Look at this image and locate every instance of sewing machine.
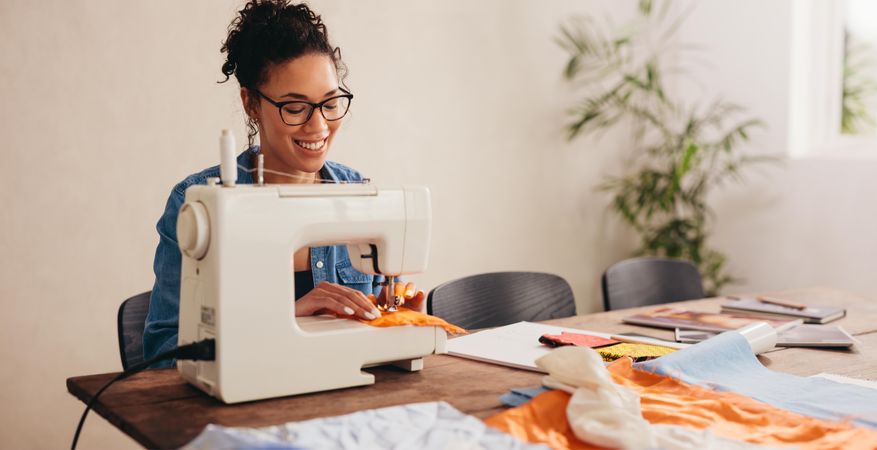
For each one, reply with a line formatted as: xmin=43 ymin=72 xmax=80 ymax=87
xmin=174 ymin=142 xmax=444 ymax=403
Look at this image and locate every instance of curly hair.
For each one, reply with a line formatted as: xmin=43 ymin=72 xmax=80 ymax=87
xmin=220 ymin=0 xmax=348 ymax=147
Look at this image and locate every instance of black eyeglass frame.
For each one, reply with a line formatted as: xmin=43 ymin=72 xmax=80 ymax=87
xmin=251 ymin=87 xmax=354 ymax=126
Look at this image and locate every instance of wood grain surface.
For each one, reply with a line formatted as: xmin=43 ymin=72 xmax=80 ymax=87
xmin=67 ymin=287 xmax=876 ymax=449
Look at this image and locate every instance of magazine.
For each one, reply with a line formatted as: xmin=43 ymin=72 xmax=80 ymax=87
xmin=622 ymin=307 xmax=802 ymax=333
xmin=721 ymin=297 xmax=845 ymax=324
xmin=676 ymin=324 xmax=857 ymax=348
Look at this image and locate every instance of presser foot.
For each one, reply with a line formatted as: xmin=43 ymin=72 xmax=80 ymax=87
xmin=386 ymin=295 xmax=403 ymax=312
xmin=377 ymin=276 xmax=404 ymax=312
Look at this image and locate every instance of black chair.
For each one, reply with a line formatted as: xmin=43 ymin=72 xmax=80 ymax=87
xmin=117 ymin=291 xmax=151 ymax=371
xmin=427 ymin=271 xmax=576 ymax=330
xmin=601 ymin=257 xmax=705 ymax=311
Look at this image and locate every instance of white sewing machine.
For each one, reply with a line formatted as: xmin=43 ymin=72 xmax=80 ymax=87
xmin=174 ymin=136 xmax=445 ymax=404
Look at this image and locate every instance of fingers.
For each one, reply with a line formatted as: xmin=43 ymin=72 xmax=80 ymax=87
xmin=393 ymin=282 xmax=407 ymax=299
xmin=296 ymin=282 xmax=382 ymax=320
xmin=403 ymin=282 xmax=416 ymax=299
xmin=390 ymin=282 xmax=421 ymax=310
xmin=295 ymin=282 xmax=427 ymax=320
xmin=387 ymin=282 xmax=415 ymax=301
xmin=407 ymin=290 xmax=426 ymax=312
xmin=322 ymin=282 xmax=382 ymax=319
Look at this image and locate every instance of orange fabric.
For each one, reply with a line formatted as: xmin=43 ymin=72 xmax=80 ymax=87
xmin=485 ymin=390 xmax=602 ymax=450
xmin=358 ymin=307 xmax=467 ymax=335
xmin=485 ymin=358 xmax=877 ymax=449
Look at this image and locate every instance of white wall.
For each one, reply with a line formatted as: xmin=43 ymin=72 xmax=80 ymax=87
xmin=1 ymin=1 xmax=873 ymax=449
xmin=671 ymin=0 xmax=877 ymax=299
xmin=0 ymin=1 xmax=632 ymax=448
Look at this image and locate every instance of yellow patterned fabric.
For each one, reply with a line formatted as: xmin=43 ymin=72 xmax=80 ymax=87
xmin=596 ymin=343 xmax=676 ymax=362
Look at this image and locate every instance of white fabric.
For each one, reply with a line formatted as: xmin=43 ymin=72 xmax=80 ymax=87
xmin=536 ymin=346 xmax=770 ymax=450
xmin=182 ymin=401 xmax=548 ymax=450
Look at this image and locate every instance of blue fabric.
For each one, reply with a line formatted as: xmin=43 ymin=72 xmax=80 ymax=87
xmin=636 ymin=331 xmax=877 ymax=429
xmin=499 ymin=386 xmax=552 ymax=407
xmin=182 ymin=402 xmax=546 ymax=450
xmin=143 ymin=146 xmax=384 ymax=368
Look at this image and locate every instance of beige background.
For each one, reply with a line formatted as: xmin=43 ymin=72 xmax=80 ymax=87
xmin=0 ymin=1 xmax=873 ymax=448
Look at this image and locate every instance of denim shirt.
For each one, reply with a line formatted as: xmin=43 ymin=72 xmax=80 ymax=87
xmin=143 ymin=146 xmax=383 ymax=368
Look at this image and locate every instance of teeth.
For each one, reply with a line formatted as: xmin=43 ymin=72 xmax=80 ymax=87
xmin=295 ymin=139 xmax=325 ymax=151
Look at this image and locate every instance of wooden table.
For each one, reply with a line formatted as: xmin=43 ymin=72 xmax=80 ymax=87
xmin=68 ymin=287 xmax=877 ymax=449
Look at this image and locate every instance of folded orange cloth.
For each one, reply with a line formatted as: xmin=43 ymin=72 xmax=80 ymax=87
xmin=485 ymin=358 xmax=877 ymax=449
xmin=358 ymin=307 xmax=467 ymax=335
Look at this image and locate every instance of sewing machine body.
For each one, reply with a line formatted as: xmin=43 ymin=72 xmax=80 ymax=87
xmin=176 ymin=183 xmax=445 ymax=404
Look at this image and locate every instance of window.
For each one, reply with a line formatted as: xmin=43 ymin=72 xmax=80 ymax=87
xmin=788 ymin=0 xmax=877 ymax=157
xmin=841 ymin=0 xmax=877 ymax=137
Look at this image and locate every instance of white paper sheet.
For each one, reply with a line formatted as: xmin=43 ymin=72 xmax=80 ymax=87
xmin=445 ymin=321 xmax=613 ymax=372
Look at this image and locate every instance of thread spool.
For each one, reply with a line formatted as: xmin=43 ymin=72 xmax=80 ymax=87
xmin=220 ymin=129 xmax=237 ymax=187
xmin=257 ymin=153 xmax=264 ymax=185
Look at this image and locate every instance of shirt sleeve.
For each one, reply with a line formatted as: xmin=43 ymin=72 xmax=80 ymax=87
xmin=142 ymin=186 xmax=187 ymax=368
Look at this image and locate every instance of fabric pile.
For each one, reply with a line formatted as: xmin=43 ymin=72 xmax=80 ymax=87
xmin=538 ymin=330 xmax=677 ymax=362
xmin=637 ymin=331 xmax=877 ymax=428
xmin=485 ymin=332 xmax=877 ymax=449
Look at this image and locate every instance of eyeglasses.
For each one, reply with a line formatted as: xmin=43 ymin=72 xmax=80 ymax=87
xmin=251 ymin=88 xmax=353 ymax=126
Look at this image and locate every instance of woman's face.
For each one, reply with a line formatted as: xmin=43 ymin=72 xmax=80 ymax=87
xmin=248 ymin=54 xmax=344 ymax=178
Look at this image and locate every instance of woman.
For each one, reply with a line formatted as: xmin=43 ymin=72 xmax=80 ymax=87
xmin=143 ymin=0 xmax=423 ymax=367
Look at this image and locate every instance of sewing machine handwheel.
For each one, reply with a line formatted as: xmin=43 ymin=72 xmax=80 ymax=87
xmin=177 ymin=201 xmax=210 ymax=260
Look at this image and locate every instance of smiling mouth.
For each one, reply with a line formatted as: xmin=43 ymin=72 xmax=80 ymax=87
xmin=294 ymin=138 xmax=327 ymax=151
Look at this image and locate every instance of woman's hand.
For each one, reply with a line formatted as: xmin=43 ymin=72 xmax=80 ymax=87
xmin=374 ymin=281 xmax=426 ymax=312
xmin=296 ymin=281 xmax=383 ymax=320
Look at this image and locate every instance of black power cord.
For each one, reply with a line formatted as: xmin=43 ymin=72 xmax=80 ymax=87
xmin=70 ymin=339 xmax=216 ymax=450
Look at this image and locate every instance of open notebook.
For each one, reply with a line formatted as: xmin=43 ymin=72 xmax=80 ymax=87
xmin=445 ymin=321 xmax=614 ymax=372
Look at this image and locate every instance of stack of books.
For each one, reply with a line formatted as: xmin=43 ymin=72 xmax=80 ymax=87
xmin=622 ymin=307 xmax=803 ymax=333
xmin=721 ymin=296 xmax=846 ymax=324
xmin=622 ymin=296 xmax=854 ymax=348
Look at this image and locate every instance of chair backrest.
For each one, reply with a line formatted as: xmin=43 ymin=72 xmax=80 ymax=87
xmin=117 ymin=291 xmax=151 ymax=371
xmin=427 ymin=271 xmax=576 ymax=330
xmin=601 ymin=257 xmax=705 ymax=311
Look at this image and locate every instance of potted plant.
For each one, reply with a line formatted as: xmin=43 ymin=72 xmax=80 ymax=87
xmin=558 ymin=1 xmax=772 ymax=295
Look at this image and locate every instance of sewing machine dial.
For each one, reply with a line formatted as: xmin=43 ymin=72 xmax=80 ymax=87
xmin=177 ymin=201 xmax=210 ymax=260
